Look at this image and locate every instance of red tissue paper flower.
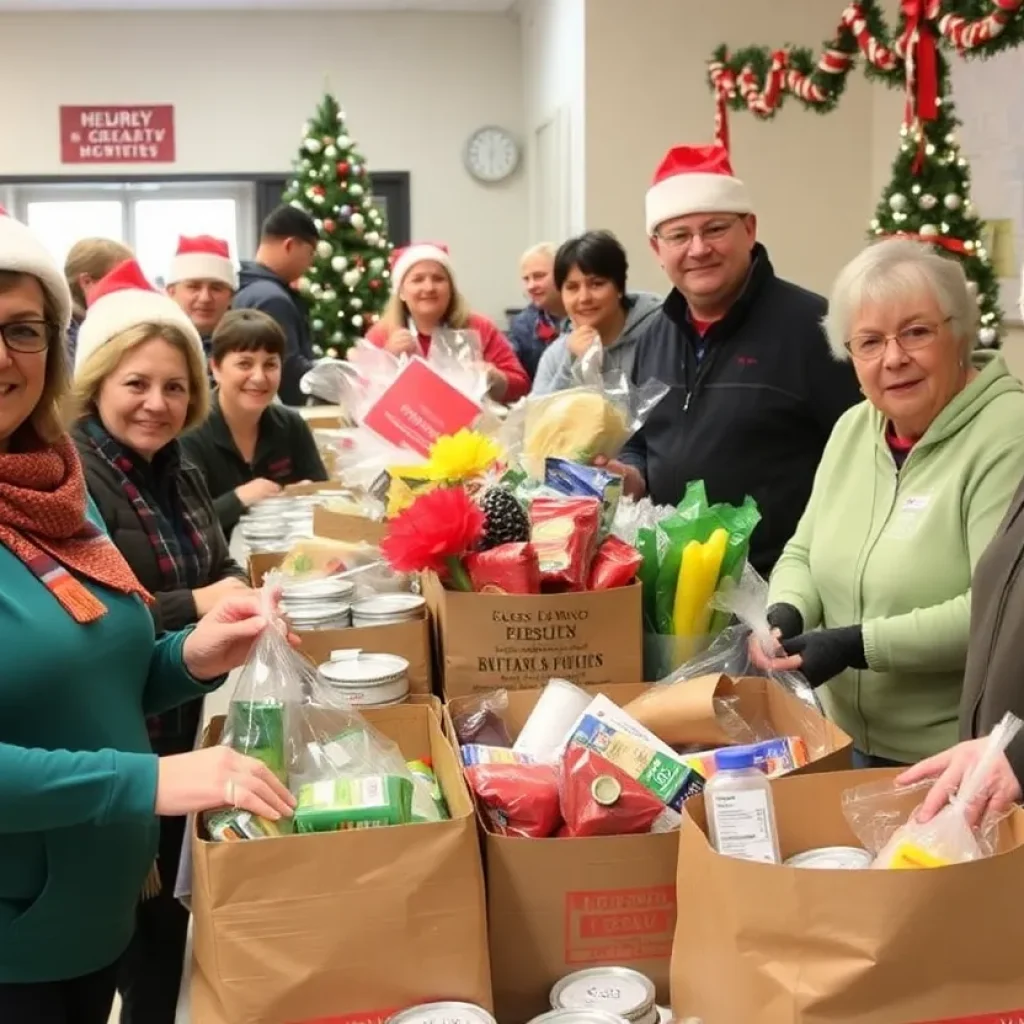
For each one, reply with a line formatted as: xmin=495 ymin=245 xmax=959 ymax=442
xmin=380 ymin=486 xmax=484 ymax=591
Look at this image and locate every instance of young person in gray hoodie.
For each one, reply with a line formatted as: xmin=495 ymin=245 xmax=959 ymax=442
xmin=532 ymin=230 xmax=662 ymax=395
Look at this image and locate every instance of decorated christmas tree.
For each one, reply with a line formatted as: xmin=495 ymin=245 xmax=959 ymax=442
xmin=283 ymin=93 xmax=392 ymax=357
xmin=869 ymin=56 xmax=1000 ymax=346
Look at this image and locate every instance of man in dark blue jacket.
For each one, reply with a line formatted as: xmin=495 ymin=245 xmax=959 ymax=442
xmin=233 ymin=205 xmax=318 ymax=406
xmin=608 ymin=144 xmax=861 ymax=576
xmin=508 ymin=242 xmax=567 ymax=382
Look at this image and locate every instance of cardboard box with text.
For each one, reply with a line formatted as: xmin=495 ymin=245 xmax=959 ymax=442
xmin=427 ymin=574 xmax=643 ymax=699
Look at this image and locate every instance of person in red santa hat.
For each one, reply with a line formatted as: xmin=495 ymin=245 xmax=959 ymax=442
xmin=605 ymin=143 xmax=861 ymax=577
xmin=165 ymin=234 xmax=237 ymax=351
xmin=364 ymin=242 xmax=530 ymax=402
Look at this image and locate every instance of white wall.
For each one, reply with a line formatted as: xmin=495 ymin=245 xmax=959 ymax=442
xmin=581 ymin=0 xmax=875 ymax=300
xmin=519 ymin=0 xmax=585 ymax=241
xmin=0 ymin=10 xmax=528 ymax=321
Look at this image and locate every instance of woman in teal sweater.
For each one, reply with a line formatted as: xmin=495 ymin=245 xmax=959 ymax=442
xmin=0 ymin=211 xmax=294 ymax=1022
xmin=755 ymin=239 xmax=1024 ymax=768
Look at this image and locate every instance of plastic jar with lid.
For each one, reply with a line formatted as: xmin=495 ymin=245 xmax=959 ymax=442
xmin=703 ymin=745 xmax=781 ymax=865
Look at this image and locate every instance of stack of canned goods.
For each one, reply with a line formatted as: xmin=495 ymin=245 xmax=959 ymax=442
xmin=351 ymin=593 xmax=426 ymax=628
xmin=280 ymin=574 xmax=357 ymax=631
xmin=316 ymin=650 xmax=411 ymax=708
xmin=548 ymin=968 xmax=659 ymax=1024
xmin=238 ymin=490 xmax=355 ymax=553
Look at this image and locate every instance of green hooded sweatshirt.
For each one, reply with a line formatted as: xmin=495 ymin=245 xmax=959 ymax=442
xmin=768 ymin=352 xmax=1024 ymax=763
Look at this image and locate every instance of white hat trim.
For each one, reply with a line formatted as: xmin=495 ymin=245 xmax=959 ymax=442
xmin=0 ymin=219 xmax=73 ymax=328
xmin=645 ymin=172 xmax=753 ymax=236
xmin=75 ymin=290 xmax=204 ymax=373
xmin=167 ymin=252 xmax=237 ymax=289
xmin=392 ymin=244 xmax=452 ymax=291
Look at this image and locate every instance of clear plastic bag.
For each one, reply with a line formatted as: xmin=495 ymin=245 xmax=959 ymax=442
xmin=499 ymin=339 xmax=669 ymax=478
xmin=649 ymin=567 xmax=828 ymax=760
xmin=450 ymin=690 xmax=513 ymax=748
xmin=427 ymin=329 xmax=489 ymax=403
xmin=216 ymin=573 xmax=421 ymax=837
xmin=299 ymin=357 xmax=365 ymax=408
xmin=842 ymin=713 xmax=1023 ymax=868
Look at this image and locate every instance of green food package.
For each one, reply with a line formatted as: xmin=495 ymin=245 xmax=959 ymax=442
xmin=294 ymin=774 xmax=414 ymax=833
xmin=206 ymin=808 xmax=293 ymax=842
xmin=653 ymin=482 xmax=761 ymax=637
xmin=229 ymin=700 xmax=287 ymax=782
xmin=407 ymin=759 xmax=450 ymax=823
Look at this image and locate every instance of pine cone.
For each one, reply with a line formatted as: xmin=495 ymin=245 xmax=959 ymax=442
xmin=479 ymin=488 xmax=531 ymax=550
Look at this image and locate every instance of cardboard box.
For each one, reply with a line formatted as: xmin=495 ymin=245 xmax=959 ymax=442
xmin=248 ymin=551 xmax=286 ymax=587
xmin=673 ymin=769 xmax=1024 ymax=1024
xmin=190 ymin=703 xmax=491 ymax=1024
xmin=283 ymin=480 xmax=346 ymax=496
xmin=313 ymin=505 xmax=388 ymax=546
xmin=297 ymin=618 xmax=434 ymax=695
xmin=426 ymin=574 xmax=643 ymax=699
xmin=451 ymin=679 xmax=851 ymax=1023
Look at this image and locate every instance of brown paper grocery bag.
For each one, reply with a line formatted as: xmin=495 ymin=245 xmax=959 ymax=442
xmin=426 ymin=573 xmax=643 ymax=699
xmin=297 ymin=618 xmax=434 ymax=695
xmin=248 ymin=551 xmax=286 ymax=587
xmin=672 ymin=768 xmax=1024 ymax=1024
xmin=190 ymin=704 xmax=491 ymax=1024
xmin=456 ymin=680 xmax=850 ymax=1024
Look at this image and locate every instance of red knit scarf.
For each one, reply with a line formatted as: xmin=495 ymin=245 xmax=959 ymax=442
xmin=0 ymin=433 xmax=151 ymax=622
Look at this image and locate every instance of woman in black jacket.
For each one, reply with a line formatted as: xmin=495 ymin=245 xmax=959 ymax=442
xmin=70 ymin=258 xmax=248 ymax=1024
xmin=181 ymin=309 xmax=328 ymax=536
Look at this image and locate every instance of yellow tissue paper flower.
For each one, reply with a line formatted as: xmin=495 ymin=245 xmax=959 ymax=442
xmin=425 ymin=429 xmax=502 ymax=483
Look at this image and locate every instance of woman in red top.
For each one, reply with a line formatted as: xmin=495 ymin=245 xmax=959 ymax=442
xmin=364 ymin=242 xmax=529 ymax=402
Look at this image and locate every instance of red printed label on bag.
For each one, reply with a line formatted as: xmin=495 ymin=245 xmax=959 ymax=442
xmin=564 ymin=885 xmax=676 ymax=965
xmin=910 ymin=1013 xmax=1024 ymax=1024
xmin=293 ymin=1011 xmax=398 ymax=1024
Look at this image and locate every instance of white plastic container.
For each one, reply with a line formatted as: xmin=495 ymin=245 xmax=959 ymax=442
xmin=704 ymin=745 xmax=781 ymax=865
xmin=513 ymin=678 xmax=593 ymax=762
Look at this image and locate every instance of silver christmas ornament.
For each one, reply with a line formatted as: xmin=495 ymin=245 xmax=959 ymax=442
xmin=943 ymin=193 xmax=962 ymax=211
xmin=889 ymin=193 xmax=908 ymax=211
xmin=918 ymin=194 xmax=937 ymax=210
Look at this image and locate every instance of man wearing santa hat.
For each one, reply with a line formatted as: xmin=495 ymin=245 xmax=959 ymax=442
xmin=166 ymin=234 xmax=237 ymax=354
xmin=610 ymin=144 xmax=861 ymax=576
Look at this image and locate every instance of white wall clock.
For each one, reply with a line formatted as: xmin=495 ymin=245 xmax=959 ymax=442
xmin=464 ymin=125 xmax=520 ymax=184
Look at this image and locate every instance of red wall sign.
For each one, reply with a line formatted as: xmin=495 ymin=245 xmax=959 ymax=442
xmin=59 ymin=105 xmax=175 ymax=164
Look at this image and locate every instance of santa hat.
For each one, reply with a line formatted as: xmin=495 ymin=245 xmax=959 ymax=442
xmin=0 ymin=205 xmax=72 ymax=329
xmin=166 ymin=234 xmax=237 ymax=289
xmin=75 ymin=259 xmax=203 ymax=373
xmin=390 ymin=242 xmax=453 ymax=291
xmin=645 ymin=144 xmax=753 ymax=236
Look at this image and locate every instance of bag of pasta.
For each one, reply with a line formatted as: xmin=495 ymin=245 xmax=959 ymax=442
xmin=502 ymin=339 xmax=668 ymax=478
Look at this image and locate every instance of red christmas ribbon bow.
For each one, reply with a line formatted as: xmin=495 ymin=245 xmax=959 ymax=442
xmin=901 ymin=0 xmax=939 ymax=125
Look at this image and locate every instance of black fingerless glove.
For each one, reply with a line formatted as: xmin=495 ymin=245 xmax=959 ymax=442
xmin=766 ymin=602 xmax=804 ymax=641
xmin=781 ymin=625 xmax=867 ymax=688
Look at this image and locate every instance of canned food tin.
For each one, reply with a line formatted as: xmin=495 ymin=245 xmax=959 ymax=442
xmin=283 ymin=601 xmax=352 ymax=631
xmin=387 ymin=1002 xmax=497 ymax=1024
xmin=228 ymin=700 xmax=286 ymax=781
xmin=530 ymin=1011 xmax=630 ymax=1024
xmin=240 ymin=515 xmax=287 ymax=536
xmin=247 ymin=539 xmax=288 ymax=554
xmin=317 ymin=650 xmax=410 ymax=706
xmin=351 ymin=593 xmax=427 ymax=627
xmin=247 ymin=499 xmax=292 ymax=516
xmin=281 ymin=576 xmax=356 ymax=603
xmin=784 ymin=846 xmax=873 ymax=870
xmin=551 ymin=968 xmax=657 ymax=1024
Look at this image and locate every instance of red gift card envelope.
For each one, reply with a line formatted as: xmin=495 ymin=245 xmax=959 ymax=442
xmin=362 ymin=356 xmax=483 ymax=456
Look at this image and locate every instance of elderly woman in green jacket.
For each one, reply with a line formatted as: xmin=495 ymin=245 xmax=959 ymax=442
xmin=753 ymin=238 xmax=1024 ymax=769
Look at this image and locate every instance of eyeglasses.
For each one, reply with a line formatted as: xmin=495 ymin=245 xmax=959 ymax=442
xmin=845 ymin=317 xmax=953 ymax=362
xmin=653 ymin=217 xmax=741 ymax=251
xmin=0 ymin=320 xmax=51 ymax=354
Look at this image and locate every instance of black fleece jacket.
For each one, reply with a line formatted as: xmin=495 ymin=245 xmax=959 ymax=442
xmin=619 ymin=245 xmax=861 ymax=576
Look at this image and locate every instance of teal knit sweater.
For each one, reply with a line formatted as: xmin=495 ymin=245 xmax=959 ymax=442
xmin=0 ymin=500 xmax=214 ymax=982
